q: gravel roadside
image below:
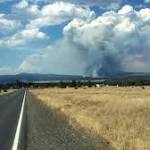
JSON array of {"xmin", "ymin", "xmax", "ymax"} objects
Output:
[{"xmin": 26, "ymin": 92, "xmax": 115, "ymax": 150}]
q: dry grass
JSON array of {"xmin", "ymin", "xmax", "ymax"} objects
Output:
[
  {"xmin": 31, "ymin": 86, "xmax": 150, "ymax": 150},
  {"xmin": 27, "ymin": 92, "xmax": 114, "ymax": 150}
]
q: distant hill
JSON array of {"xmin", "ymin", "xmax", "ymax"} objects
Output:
[
  {"xmin": 0, "ymin": 73, "xmax": 85, "ymax": 83},
  {"xmin": 98, "ymin": 71, "xmax": 150, "ymax": 79},
  {"xmin": 0, "ymin": 72, "xmax": 150, "ymax": 84},
  {"xmin": 110, "ymin": 72, "xmax": 150, "ymax": 80}
]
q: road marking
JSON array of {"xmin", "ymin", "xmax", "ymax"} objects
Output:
[{"xmin": 12, "ymin": 91, "xmax": 26, "ymax": 150}]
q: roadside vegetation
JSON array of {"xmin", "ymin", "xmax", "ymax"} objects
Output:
[
  {"xmin": 31, "ymin": 87, "xmax": 150, "ymax": 150},
  {"xmin": 0, "ymin": 89, "xmax": 9, "ymax": 95},
  {"xmin": 27, "ymin": 92, "xmax": 114, "ymax": 150}
]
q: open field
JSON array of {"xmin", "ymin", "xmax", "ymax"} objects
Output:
[{"xmin": 31, "ymin": 87, "xmax": 150, "ymax": 150}]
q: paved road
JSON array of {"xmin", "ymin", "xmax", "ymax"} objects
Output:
[{"xmin": 0, "ymin": 90, "xmax": 25, "ymax": 150}]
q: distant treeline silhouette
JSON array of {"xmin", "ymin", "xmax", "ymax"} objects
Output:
[{"xmin": 0, "ymin": 78, "xmax": 150, "ymax": 90}]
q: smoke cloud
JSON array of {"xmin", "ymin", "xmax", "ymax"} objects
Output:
[{"xmin": 19, "ymin": 5, "xmax": 150, "ymax": 77}]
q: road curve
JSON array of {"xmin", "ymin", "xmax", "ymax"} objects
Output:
[{"xmin": 0, "ymin": 90, "xmax": 25, "ymax": 150}]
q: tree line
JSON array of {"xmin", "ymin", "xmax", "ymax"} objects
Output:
[{"xmin": 0, "ymin": 78, "xmax": 150, "ymax": 90}]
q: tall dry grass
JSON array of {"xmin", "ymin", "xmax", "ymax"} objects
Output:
[{"xmin": 32, "ymin": 86, "xmax": 150, "ymax": 150}]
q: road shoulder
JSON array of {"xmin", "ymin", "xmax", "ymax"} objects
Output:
[{"xmin": 26, "ymin": 92, "xmax": 115, "ymax": 150}]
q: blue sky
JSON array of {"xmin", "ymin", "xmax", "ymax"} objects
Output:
[{"xmin": 0, "ymin": 0, "xmax": 150, "ymax": 76}]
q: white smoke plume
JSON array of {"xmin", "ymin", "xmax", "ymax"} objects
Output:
[{"xmin": 19, "ymin": 5, "xmax": 150, "ymax": 77}]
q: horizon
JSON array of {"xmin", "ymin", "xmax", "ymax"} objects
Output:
[{"xmin": 1, "ymin": 71, "xmax": 150, "ymax": 77}]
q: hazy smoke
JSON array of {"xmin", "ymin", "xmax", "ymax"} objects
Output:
[
  {"xmin": 63, "ymin": 5, "xmax": 150, "ymax": 76},
  {"xmin": 19, "ymin": 5, "xmax": 150, "ymax": 77}
]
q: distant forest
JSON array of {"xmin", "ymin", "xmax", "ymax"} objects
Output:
[{"xmin": 0, "ymin": 78, "xmax": 150, "ymax": 90}]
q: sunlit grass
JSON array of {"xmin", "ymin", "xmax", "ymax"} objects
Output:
[{"xmin": 32, "ymin": 86, "xmax": 150, "ymax": 150}]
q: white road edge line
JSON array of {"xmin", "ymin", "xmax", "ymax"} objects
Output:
[{"xmin": 12, "ymin": 91, "xmax": 26, "ymax": 150}]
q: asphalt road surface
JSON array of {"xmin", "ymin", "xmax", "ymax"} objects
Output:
[{"xmin": 0, "ymin": 90, "xmax": 25, "ymax": 150}]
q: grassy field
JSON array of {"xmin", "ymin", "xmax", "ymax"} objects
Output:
[{"xmin": 31, "ymin": 86, "xmax": 150, "ymax": 150}]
